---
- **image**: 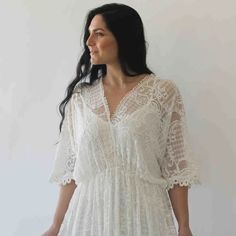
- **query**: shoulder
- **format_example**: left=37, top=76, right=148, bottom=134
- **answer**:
left=73, top=82, right=85, bottom=94
left=63, top=83, right=85, bottom=110
left=152, top=76, right=179, bottom=100
left=72, top=82, right=89, bottom=100
left=151, top=76, right=184, bottom=114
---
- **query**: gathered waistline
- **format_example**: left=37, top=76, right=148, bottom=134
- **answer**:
left=75, top=165, right=168, bottom=188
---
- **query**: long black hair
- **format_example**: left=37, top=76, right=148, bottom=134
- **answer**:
left=58, top=3, right=154, bottom=132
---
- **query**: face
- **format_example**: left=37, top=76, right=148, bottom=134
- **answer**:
left=86, top=14, right=118, bottom=65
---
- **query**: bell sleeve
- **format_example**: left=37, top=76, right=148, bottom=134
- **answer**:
left=161, top=81, right=200, bottom=191
left=49, top=96, right=77, bottom=186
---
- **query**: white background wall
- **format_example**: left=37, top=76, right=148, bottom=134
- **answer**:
left=0, top=0, right=235, bottom=235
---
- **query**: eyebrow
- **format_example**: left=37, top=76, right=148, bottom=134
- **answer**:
left=88, top=28, right=105, bottom=33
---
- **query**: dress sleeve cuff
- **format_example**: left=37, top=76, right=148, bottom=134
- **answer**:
left=165, top=174, right=201, bottom=191
left=49, top=172, right=75, bottom=186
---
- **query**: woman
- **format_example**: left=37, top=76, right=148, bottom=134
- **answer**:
left=42, top=3, right=200, bottom=236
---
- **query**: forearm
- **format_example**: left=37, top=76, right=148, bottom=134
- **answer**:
left=52, top=180, right=77, bottom=229
left=168, top=185, right=189, bottom=228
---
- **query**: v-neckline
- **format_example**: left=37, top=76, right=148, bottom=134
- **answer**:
left=100, top=74, right=150, bottom=122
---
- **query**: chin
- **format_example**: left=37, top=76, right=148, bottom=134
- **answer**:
left=91, top=59, right=105, bottom=65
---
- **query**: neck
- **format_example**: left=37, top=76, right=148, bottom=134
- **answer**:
left=104, top=63, right=142, bottom=87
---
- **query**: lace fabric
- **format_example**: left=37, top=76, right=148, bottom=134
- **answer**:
left=159, top=80, right=200, bottom=190
left=49, top=74, right=200, bottom=236
left=49, top=97, right=76, bottom=185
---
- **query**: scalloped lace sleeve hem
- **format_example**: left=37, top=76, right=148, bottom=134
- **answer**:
left=49, top=172, right=75, bottom=186
left=165, top=174, right=201, bottom=191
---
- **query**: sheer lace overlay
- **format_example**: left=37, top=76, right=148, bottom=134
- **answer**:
left=49, top=74, right=200, bottom=236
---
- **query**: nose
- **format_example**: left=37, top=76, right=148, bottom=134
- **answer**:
left=86, top=33, right=95, bottom=47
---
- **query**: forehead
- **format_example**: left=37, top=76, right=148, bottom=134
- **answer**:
left=88, top=14, right=107, bottom=31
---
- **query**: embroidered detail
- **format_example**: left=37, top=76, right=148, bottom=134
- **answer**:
left=66, top=155, right=76, bottom=172
left=166, top=175, right=201, bottom=190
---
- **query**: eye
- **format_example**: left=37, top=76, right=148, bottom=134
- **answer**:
left=95, top=32, right=104, bottom=36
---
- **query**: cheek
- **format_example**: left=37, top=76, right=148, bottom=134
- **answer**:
left=99, top=39, right=118, bottom=53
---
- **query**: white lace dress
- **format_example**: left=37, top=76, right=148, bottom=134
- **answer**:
left=49, top=73, right=200, bottom=236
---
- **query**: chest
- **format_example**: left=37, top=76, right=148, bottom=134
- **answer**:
left=80, top=74, right=162, bottom=125
left=103, top=85, right=137, bottom=117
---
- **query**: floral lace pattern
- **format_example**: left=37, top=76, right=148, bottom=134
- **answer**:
left=49, top=74, right=200, bottom=235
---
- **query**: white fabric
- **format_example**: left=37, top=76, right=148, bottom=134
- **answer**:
left=49, top=73, right=200, bottom=236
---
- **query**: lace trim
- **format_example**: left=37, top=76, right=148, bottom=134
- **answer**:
left=166, top=174, right=201, bottom=191
left=49, top=172, right=75, bottom=186
left=101, top=74, right=151, bottom=122
left=81, top=74, right=158, bottom=125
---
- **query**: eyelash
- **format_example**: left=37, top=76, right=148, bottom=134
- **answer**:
left=89, top=32, right=104, bottom=37
left=95, top=32, right=104, bottom=36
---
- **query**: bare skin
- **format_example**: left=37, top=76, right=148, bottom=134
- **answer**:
left=41, top=180, right=77, bottom=236
left=42, top=13, right=193, bottom=236
left=168, top=186, right=193, bottom=236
